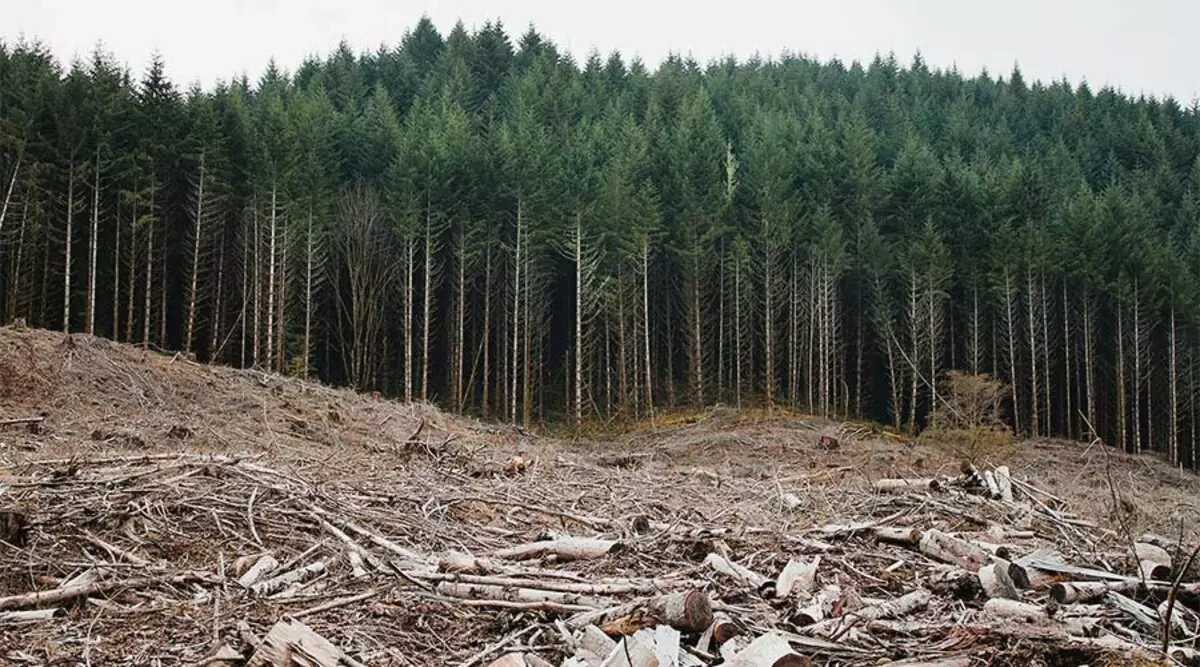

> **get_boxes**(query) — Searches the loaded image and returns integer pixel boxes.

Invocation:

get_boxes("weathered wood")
[0,572,208,611]
[1134,542,1172,581]
[598,589,714,635]
[773,557,819,599]
[0,417,43,427]
[978,560,1019,600]
[918,530,990,572]
[251,561,326,597]
[246,617,366,667]
[704,553,769,590]
[924,565,981,600]
[873,478,943,494]
[721,632,812,667]
[982,598,1046,623]
[993,466,1014,502]
[237,554,280,589]
[494,537,623,561]
[790,585,842,627]
[436,581,605,609]
[873,526,922,545]
[0,508,27,546]
[1049,580,1140,604]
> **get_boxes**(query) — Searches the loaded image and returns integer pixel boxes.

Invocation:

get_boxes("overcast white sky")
[5,0,1197,103]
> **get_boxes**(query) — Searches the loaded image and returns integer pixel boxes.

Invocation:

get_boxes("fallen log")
[494,537,623,561]
[436,581,605,610]
[237,554,280,589]
[1049,580,1140,604]
[873,478,943,494]
[0,608,64,622]
[924,565,981,600]
[789,585,841,627]
[1134,542,1172,581]
[414,571,663,596]
[246,617,367,667]
[568,589,713,635]
[251,561,326,597]
[873,526,923,545]
[0,572,209,611]
[978,560,1019,600]
[720,632,812,667]
[704,553,770,591]
[0,508,27,546]
[884,658,973,667]
[982,598,1046,623]
[486,655,555,667]
[918,530,990,572]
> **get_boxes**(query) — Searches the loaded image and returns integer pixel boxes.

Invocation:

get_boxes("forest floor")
[1,326,1199,666]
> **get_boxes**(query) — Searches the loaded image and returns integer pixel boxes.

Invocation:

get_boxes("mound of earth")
[1,326,1198,666]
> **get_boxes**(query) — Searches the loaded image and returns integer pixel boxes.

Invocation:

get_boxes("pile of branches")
[1,450,1198,666]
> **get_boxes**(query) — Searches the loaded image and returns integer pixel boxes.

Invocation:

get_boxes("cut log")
[1049,580,1140,605]
[994,466,1014,502]
[237,554,280,589]
[251,561,326,597]
[983,470,1001,499]
[918,530,990,572]
[872,478,943,494]
[710,612,742,646]
[789,585,841,627]
[246,617,366,667]
[596,589,714,635]
[884,658,973,667]
[854,589,931,621]
[977,560,1019,600]
[486,655,554,667]
[720,632,811,667]
[982,598,1046,623]
[493,537,622,561]
[873,526,922,545]
[1134,542,1172,581]
[704,553,769,591]
[1105,591,1159,632]
[773,557,819,599]
[436,581,605,609]
[924,565,981,600]
[0,572,208,611]
[0,608,64,622]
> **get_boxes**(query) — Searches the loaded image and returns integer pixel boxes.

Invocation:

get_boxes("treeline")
[2,19,1200,465]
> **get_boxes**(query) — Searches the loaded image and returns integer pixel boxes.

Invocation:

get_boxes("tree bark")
[63,163,75,333]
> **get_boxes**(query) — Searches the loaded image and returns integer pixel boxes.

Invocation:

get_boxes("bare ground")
[1,327,1198,665]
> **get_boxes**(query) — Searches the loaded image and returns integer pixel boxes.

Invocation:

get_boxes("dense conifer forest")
[2,19,1199,465]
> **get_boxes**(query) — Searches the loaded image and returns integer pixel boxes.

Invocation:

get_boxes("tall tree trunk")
[302,211,314,376]
[1063,282,1073,440]
[1027,266,1039,438]
[185,153,205,355]
[405,235,414,401]
[210,226,226,363]
[125,188,136,343]
[252,200,261,365]
[266,185,278,370]
[642,237,653,419]
[87,152,100,335]
[63,163,75,333]
[907,268,920,430]
[692,255,704,408]
[1117,300,1128,453]
[1133,282,1142,453]
[482,246,491,419]
[764,220,775,411]
[522,238,532,428]
[422,203,433,401]
[734,253,743,410]
[511,200,522,423]
[0,151,20,240]
[574,211,583,427]
[142,181,154,346]
[1002,267,1021,435]
[1041,275,1052,436]
[1170,304,1179,464]
[456,231,466,412]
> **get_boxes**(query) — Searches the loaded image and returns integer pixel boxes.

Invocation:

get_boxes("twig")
[292,589,378,619]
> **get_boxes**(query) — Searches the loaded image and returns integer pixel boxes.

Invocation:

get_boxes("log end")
[1,508,27,547]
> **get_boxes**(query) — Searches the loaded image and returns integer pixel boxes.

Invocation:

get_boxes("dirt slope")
[1,326,1198,666]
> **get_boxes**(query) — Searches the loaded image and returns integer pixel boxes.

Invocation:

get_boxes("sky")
[5,0,1197,103]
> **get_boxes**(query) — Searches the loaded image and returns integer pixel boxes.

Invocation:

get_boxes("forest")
[1,19,1199,467]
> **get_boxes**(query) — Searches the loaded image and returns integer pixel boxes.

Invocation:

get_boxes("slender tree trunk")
[159,226,167,347]
[908,268,920,430]
[734,253,743,410]
[302,211,314,376]
[422,203,433,402]
[789,251,798,409]
[642,237,653,419]
[63,163,75,333]
[482,246,491,419]
[111,184,120,339]
[0,151,20,240]
[10,197,29,322]
[252,199,261,365]
[405,235,414,401]
[240,212,249,368]
[1117,300,1128,453]
[1027,266,1039,438]
[574,211,583,427]
[1170,304,1179,464]
[764,218,775,412]
[1063,282,1073,440]
[692,254,704,408]
[142,182,153,346]
[125,188,136,343]
[185,153,205,354]
[87,152,100,335]
[617,272,628,417]
[266,185,278,369]
[718,249,725,402]
[1003,267,1020,435]
[522,240,532,428]
[1133,282,1142,453]
[511,200,522,423]
[210,226,226,363]
[456,231,466,412]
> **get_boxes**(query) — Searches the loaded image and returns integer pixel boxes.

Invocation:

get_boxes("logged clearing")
[2,327,1200,666]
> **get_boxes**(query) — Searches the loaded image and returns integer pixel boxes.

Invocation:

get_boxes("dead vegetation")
[2,327,1200,666]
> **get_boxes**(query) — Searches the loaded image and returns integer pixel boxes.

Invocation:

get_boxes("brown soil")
[1,327,1197,665]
